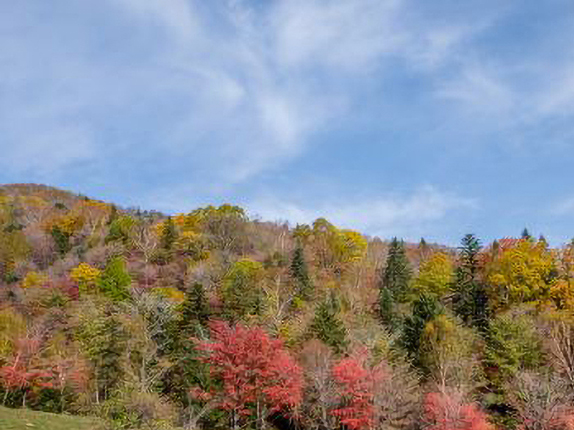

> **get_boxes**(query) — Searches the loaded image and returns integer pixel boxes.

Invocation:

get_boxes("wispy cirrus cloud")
[0,0,498,184]
[249,186,478,241]
[3,1,574,243]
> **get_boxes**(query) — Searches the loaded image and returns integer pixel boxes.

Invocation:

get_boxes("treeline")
[1,184,574,430]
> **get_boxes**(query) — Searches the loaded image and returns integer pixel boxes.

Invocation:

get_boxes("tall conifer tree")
[310,292,348,353]
[453,234,489,331]
[180,282,211,333]
[290,245,313,300]
[378,238,412,324]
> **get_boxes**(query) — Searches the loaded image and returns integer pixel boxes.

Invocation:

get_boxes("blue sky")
[2,0,574,245]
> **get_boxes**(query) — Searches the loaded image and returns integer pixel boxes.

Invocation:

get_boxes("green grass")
[0,406,104,430]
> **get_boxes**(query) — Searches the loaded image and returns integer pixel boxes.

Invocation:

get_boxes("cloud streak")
[2,1,574,243]
[249,186,477,241]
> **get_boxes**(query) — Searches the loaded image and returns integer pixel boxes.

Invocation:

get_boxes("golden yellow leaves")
[70,263,101,294]
[174,231,210,261]
[20,271,49,289]
[486,239,557,308]
[44,213,85,236]
[413,252,454,297]
[152,287,185,303]
[301,218,368,272]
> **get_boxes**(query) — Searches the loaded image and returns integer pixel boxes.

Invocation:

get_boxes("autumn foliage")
[3,184,574,430]
[0,338,53,406]
[424,391,494,430]
[331,351,386,430]
[196,321,303,426]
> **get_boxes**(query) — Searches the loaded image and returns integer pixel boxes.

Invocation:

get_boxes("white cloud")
[3,0,569,191]
[272,0,405,71]
[435,65,514,114]
[249,186,477,240]
[93,0,496,184]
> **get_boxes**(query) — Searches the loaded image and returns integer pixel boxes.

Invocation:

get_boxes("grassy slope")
[0,406,104,430]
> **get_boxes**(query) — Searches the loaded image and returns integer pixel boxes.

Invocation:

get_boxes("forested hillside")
[1,183,574,430]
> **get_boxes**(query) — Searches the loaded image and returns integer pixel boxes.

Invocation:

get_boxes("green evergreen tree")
[160,216,177,251]
[51,225,71,256]
[378,238,412,325]
[378,286,400,329]
[310,292,348,353]
[453,234,489,332]
[77,307,127,401]
[221,259,264,322]
[400,293,443,366]
[98,256,132,301]
[290,245,313,300]
[381,238,412,301]
[485,313,544,393]
[105,216,136,245]
[521,228,532,240]
[180,283,210,333]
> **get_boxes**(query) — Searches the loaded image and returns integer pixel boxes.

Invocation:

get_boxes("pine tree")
[379,286,400,329]
[310,292,348,353]
[51,225,70,256]
[221,259,264,322]
[160,216,177,251]
[290,245,313,300]
[381,238,412,301]
[76,306,127,401]
[98,256,131,301]
[452,234,489,332]
[521,228,532,240]
[378,238,412,324]
[180,283,210,333]
[401,294,443,366]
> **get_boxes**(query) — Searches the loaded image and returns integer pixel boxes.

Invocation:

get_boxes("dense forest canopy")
[2,183,574,430]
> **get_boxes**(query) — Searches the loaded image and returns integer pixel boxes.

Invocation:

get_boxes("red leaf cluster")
[0,356,53,392]
[424,391,494,430]
[197,320,303,417]
[331,350,387,430]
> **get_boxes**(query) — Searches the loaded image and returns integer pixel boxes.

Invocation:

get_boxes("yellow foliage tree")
[20,271,48,289]
[486,239,558,309]
[0,229,30,281]
[335,230,368,264]
[70,262,102,294]
[152,287,185,303]
[311,218,367,273]
[48,213,85,236]
[551,242,574,309]
[412,252,454,298]
[174,231,210,262]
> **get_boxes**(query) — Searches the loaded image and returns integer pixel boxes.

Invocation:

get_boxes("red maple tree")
[424,391,494,430]
[0,338,53,407]
[196,320,303,429]
[331,349,387,430]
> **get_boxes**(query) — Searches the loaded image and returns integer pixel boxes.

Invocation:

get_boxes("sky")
[1,0,574,245]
